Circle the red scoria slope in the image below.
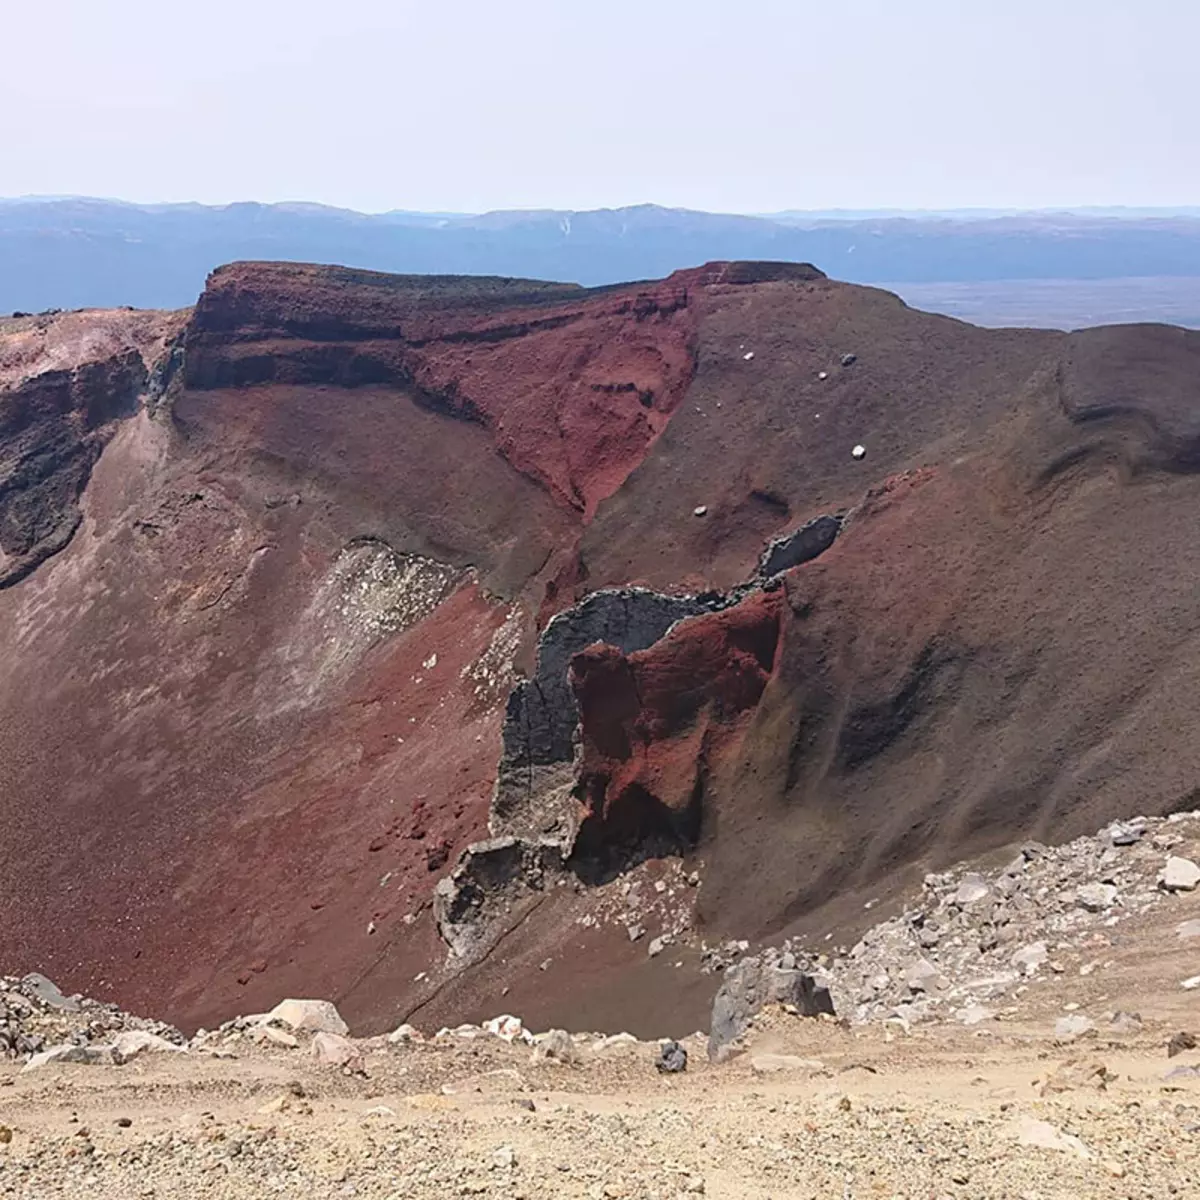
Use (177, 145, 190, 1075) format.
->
(2, 264, 1200, 1036)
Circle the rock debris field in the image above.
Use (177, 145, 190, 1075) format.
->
(3, 812, 1200, 1198)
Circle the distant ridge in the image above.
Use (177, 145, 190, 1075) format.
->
(3, 197, 1200, 324)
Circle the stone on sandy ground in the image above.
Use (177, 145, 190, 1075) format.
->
(1014, 1116, 1093, 1160)
(1054, 1014, 1094, 1040)
(656, 1041, 688, 1073)
(530, 1029, 578, 1065)
(483, 1015, 532, 1044)
(110, 1030, 186, 1065)
(1167, 1031, 1197, 1057)
(254, 1025, 300, 1049)
(310, 1032, 364, 1072)
(1160, 856, 1200, 892)
(708, 956, 834, 1059)
(1037, 1058, 1113, 1096)
(1178, 918, 1200, 939)
(21, 1043, 111, 1071)
(268, 999, 349, 1036)
(388, 1023, 423, 1045)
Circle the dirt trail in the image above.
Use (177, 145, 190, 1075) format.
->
(3, 927, 1198, 1200)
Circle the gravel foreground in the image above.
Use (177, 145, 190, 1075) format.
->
(2, 810, 1198, 1199)
(2, 1010, 1198, 1200)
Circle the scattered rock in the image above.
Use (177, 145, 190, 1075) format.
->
(851, 444, 866, 460)
(1014, 1116, 1093, 1160)
(841, 353, 857, 367)
(954, 874, 991, 906)
(655, 1041, 688, 1073)
(1177, 919, 1200, 940)
(648, 935, 670, 958)
(20, 1044, 110, 1072)
(1160, 856, 1200, 892)
(1054, 1014, 1094, 1041)
(268, 999, 349, 1036)
(19, 974, 80, 1013)
(1109, 1011, 1144, 1034)
(531, 1029, 578, 1065)
(1168, 1031, 1197, 1058)
(483, 1015, 532, 1044)
(1037, 1058, 1113, 1095)
(1075, 882, 1118, 911)
(310, 1032, 364, 1073)
(692, 506, 708, 518)
(957, 1004, 996, 1026)
(110, 1030, 187, 1065)
(708, 956, 834, 1058)
(254, 1025, 299, 1050)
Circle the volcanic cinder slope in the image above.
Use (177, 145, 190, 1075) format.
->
(2, 261, 1200, 1036)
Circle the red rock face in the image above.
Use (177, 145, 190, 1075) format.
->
(571, 592, 783, 852)
(5, 262, 1200, 1040)
(185, 262, 700, 518)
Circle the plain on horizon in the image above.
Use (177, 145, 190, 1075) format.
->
(2, 0, 1197, 214)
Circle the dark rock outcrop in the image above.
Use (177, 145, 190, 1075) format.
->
(492, 589, 722, 840)
(0, 351, 147, 587)
(709, 955, 835, 1060)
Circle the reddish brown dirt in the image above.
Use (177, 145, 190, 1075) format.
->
(5, 262, 1200, 1040)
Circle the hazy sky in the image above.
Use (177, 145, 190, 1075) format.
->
(3, 0, 1196, 213)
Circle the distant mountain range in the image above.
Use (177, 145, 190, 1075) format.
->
(4, 197, 1200, 319)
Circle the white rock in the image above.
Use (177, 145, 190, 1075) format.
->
(109, 1030, 186, 1065)
(1054, 1014, 1094, 1040)
(491, 1145, 518, 1170)
(851, 444, 866, 460)
(1010, 941, 1048, 975)
(957, 1004, 996, 1026)
(904, 958, 946, 993)
(267, 999, 349, 1036)
(387, 1023, 423, 1045)
(1160, 856, 1200, 892)
(254, 1025, 299, 1050)
(692, 505, 708, 518)
(310, 1031, 363, 1071)
(483, 1014, 532, 1044)
(954, 874, 991, 906)
(742, 351, 754, 361)
(591, 1032, 639, 1052)
(1182, 975, 1200, 991)
(530, 1028, 577, 1064)
(1075, 882, 1118, 911)
(1177, 919, 1200, 940)
(20, 1044, 110, 1072)
(1014, 1116, 1093, 1161)
(648, 935, 671, 958)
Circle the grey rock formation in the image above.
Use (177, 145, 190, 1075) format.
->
(708, 955, 835, 1060)
(434, 837, 567, 963)
(655, 1040, 688, 1073)
(757, 514, 843, 579)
